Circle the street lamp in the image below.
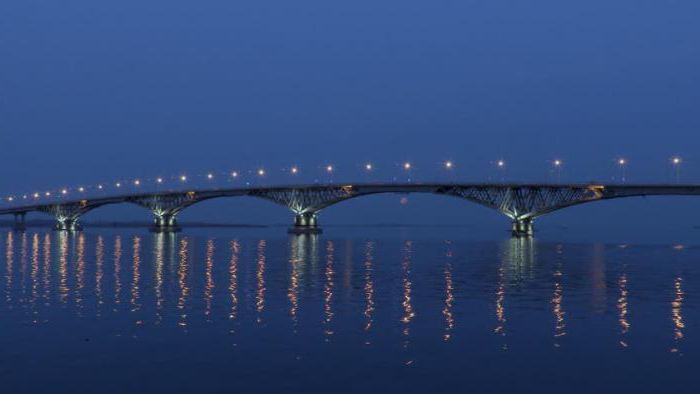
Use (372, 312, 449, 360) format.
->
(671, 156, 682, 183)
(552, 159, 562, 182)
(445, 160, 453, 169)
(617, 158, 627, 183)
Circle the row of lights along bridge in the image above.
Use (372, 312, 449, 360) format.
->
(1, 157, 685, 204)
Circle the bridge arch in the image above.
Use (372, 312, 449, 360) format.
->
(3, 183, 700, 236)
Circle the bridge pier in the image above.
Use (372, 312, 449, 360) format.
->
(151, 213, 181, 232)
(289, 212, 322, 234)
(512, 218, 534, 237)
(13, 213, 26, 231)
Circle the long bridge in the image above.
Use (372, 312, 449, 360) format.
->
(1, 183, 699, 236)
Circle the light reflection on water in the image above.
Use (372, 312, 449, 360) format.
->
(0, 229, 698, 393)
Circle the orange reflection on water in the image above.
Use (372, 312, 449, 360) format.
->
(113, 236, 122, 308)
(494, 267, 506, 338)
(618, 273, 630, 348)
(20, 233, 27, 301)
(5, 232, 14, 305)
(443, 262, 454, 342)
(229, 240, 240, 320)
(177, 238, 190, 328)
(255, 240, 266, 323)
(153, 234, 164, 318)
(364, 241, 375, 334)
(288, 238, 300, 326)
(671, 277, 684, 353)
(130, 236, 141, 313)
(75, 233, 86, 313)
(401, 241, 415, 335)
(552, 270, 566, 346)
(204, 240, 215, 319)
(42, 234, 51, 306)
(323, 241, 335, 338)
(58, 233, 68, 304)
(95, 236, 104, 308)
(30, 233, 39, 312)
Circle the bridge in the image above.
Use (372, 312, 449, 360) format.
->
(1, 183, 699, 236)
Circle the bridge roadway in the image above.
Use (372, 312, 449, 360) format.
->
(1, 183, 699, 236)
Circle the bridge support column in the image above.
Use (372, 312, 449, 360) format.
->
(289, 212, 322, 234)
(151, 213, 181, 232)
(13, 213, 26, 231)
(512, 218, 534, 237)
(55, 216, 81, 232)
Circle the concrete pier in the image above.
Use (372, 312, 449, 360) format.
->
(289, 212, 322, 234)
(512, 218, 534, 237)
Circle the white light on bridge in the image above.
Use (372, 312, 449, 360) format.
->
(116, 182, 122, 188)
(180, 175, 187, 182)
(7, 197, 13, 202)
(97, 185, 103, 190)
(207, 173, 214, 180)
(553, 159, 562, 167)
(291, 167, 299, 175)
(33, 193, 39, 198)
(445, 161, 453, 169)
(365, 163, 373, 171)
(496, 160, 505, 168)
(156, 178, 163, 184)
(62, 189, 68, 195)
(326, 165, 334, 173)
(231, 171, 239, 178)
(45, 192, 51, 197)
(134, 180, 141, 186)
(257, 169, 265, 176)
(403, 162, 411, 170)
(618, 158, 626, 166)
(672, 157, 682, 165)
(78, 187, 84, 192)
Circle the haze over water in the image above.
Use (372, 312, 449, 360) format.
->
(1, 227, 697, 393)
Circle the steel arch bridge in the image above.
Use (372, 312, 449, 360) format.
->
(1, 183, 699, 236)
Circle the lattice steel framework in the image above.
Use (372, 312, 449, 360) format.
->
(440, 185, 605, 220)
(37, 201, 98, 230)
(250, 186, 357, 214)
(129, 192, 201, 227)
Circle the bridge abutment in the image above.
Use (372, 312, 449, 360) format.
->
(289, 212, 322, 234)
(512, 218, 534, 237)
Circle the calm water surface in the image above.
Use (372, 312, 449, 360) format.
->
(0, 228, 697, 393)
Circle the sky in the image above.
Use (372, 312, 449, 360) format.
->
(1, 0, 699, 231)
